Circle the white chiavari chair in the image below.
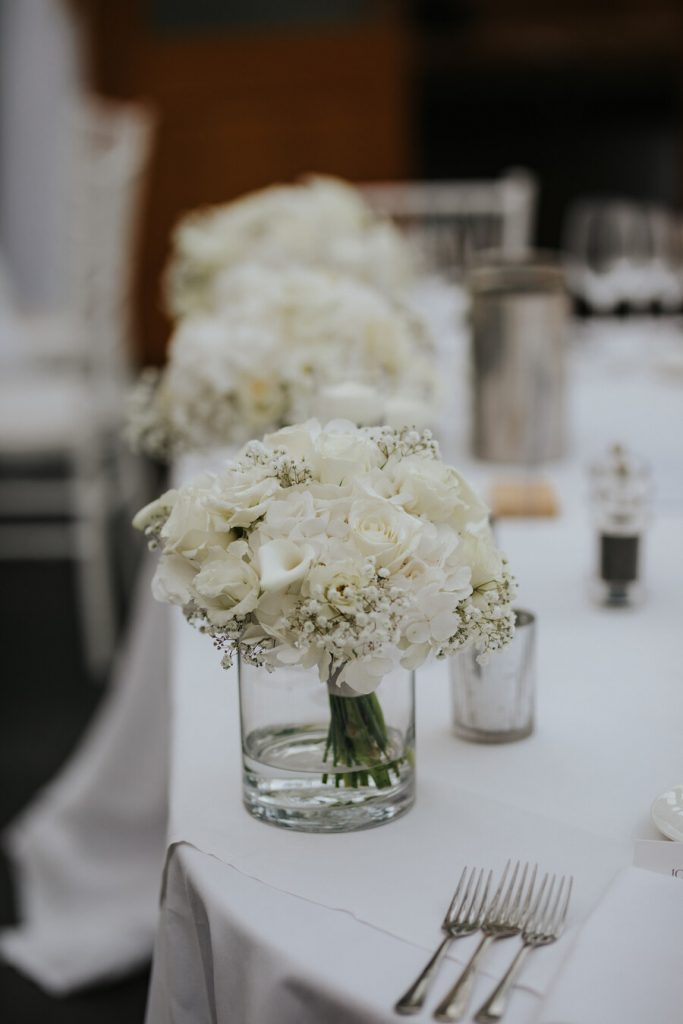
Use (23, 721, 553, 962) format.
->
(361, 168, 537, 274)
(0, 94, 154, 678)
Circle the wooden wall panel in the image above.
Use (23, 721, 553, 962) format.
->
(78, 1, 412, 363)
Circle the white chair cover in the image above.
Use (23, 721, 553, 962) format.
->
(0, 555, 169, 994)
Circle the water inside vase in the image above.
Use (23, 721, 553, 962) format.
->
(241, 723, 415, 832)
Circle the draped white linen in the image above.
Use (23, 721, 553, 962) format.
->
(0, 556, 169, 993)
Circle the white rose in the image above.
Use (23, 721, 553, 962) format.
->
(205, 467, 281, 529)
(132, 489, 178, 532)
(192, 543, 259, 625)
(152, 553, 196, 607)
(390, 456, 489, 528)
(257, 539, 315, 593)
(315, 423, 382, 485)
(160, 483, 230, 560)
(263, 421, 319, 462)
(348, 496, 421, 570)
(305, 558, 373, 611)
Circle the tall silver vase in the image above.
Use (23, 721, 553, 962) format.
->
(469, 253, 569, 464)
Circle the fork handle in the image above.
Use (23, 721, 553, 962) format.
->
(432, 934, 494, 1022)
(395, 934, 453, 1015)
(474, 943, 530, 1023)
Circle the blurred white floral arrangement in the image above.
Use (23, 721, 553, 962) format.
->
(127, 265, 437, 461)
(164, 175, 417, 317)
(135, 419, 515, 692)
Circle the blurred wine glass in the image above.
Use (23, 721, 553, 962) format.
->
(563, 199, 683, 314)
(646, 204, 683, 312)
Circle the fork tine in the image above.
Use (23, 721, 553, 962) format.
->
(515, 863, 538, 925)
(548, 876, 571, 935)
(474, 869, 494, 922)
(442, 866, 469, 927)
(514, 863, 528, 907)
(526, 871, 549, 929)
(461, 868, 485, 925)
(544, 875, 565, 934)
(537, 875, 557, 932)
(485, 859, 511, 918)
(506, 862, 529, 926)
(450, 866, 477, 925)
(554, 876, 573, 936)
(497, 859, 521, 919)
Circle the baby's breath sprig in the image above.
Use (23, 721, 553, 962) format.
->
(371, 424, 440, 463)
(237, 443, 312, 488)
(437, 568, 517, 661)
(281, 570, 412, 667)
(139, 506, 172, 550)
(183, 602, 248, 668)
(239, 440, 273, 467)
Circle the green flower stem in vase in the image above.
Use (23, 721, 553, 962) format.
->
(323, 690, 405, 789)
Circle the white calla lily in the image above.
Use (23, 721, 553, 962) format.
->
(258, 539, 315, 593)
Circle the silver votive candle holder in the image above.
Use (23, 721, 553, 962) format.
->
(450, 609, 536, 743)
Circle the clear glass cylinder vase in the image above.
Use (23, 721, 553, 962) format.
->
(238, 657, 416, 832)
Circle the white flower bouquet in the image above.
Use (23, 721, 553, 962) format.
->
(164, 175, 416, 317)
(135, 420, 515, 788)
(127, 265, 436, 461)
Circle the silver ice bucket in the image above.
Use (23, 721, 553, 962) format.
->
(469, 253, 569, 463)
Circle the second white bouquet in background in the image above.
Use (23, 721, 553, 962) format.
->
(127, 264, 437, 460)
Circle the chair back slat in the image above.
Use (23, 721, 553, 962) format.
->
(361, 170, 536, 273)
(62, 96, 155, 404)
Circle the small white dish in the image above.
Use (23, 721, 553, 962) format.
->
(651, 784, 683, 841)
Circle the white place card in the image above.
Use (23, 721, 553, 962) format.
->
(633, 839, 683, 879)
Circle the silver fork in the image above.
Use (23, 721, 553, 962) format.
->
(395, 867, 492, 1016)
(433, 861, 538, 1022)
(474, 873, 573, 1023)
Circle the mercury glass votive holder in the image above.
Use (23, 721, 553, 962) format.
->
(449, 609, 536, 743)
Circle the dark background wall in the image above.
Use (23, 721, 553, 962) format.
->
(74, 0, 683, 362)
(413, 1, 683, 247)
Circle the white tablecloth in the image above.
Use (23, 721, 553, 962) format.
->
(3, 310, 682, 1015)
(535, 866, 683, 1024)
(145, 516, 682, 1023)
(146, 321, 683, 1023)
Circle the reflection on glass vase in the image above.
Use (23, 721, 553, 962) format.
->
(238, 657, 415, 832)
